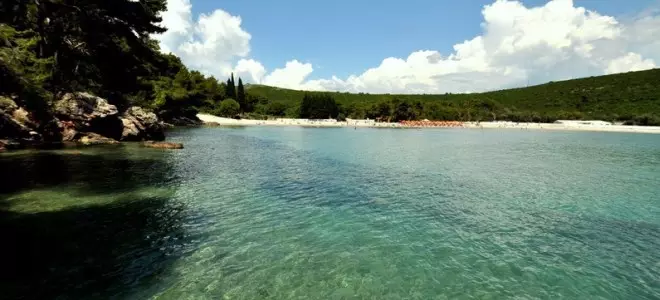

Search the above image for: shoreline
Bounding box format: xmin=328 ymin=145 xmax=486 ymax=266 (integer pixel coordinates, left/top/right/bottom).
xmin=197 ymin=114 xmax=660 ymax=134
xmin=462 ymin=121 xmax=660 ymax=134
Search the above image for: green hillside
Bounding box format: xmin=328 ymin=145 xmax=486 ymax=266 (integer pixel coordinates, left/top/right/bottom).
xmin=246 ymin=68 xmax=660 ymax=125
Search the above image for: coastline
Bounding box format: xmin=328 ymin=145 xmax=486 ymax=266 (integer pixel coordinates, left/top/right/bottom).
xmin=197 ymin=114 xmax=660 ymax=134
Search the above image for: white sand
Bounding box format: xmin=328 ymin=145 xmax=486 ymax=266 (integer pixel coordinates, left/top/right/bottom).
xmin=196 ymin=114 xmax=402 ymax=128
xmin=196 ymin=114 xmax=660 ymax=134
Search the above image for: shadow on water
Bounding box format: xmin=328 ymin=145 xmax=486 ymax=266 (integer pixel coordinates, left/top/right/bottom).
xmin=0 ymin=147 xmax=178 ymax=196
xmin=0 ymin=148 xmax=190 ymax=300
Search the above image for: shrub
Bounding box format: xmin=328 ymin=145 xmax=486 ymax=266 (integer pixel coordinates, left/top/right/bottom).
xmin=217 ymin=99 xmax=240 ymax=117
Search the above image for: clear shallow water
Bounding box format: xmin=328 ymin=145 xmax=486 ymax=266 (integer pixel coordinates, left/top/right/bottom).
xmin=1 ymin=128 xmax=659 ymax=299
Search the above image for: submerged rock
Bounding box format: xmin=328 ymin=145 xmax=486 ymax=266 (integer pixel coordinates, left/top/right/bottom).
xmin=78 ymin=133 xmax=120 ymax=146
xmin=120 ymin=106 xmax=165 ymax=141
xmin=141 ymin=141 xmax=183 ymax=149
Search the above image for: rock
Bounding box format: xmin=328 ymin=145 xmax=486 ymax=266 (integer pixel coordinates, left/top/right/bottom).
xmin=60 ymin=121 xmax=78 ymax=141
xmin=142 ymin=141 xmax=183 ymax=149
xmin=53 ymin=92 xmax=123 ymax=139
xmin=12 ymin=107 xmax=34 ymax=127
xmin=120 ymin=106 xmax=165 ymax=141
xmin=78 ymin=132 xmax=120 ymax=146
xmin=169 ymin=116 xmax=204 ymax=126
xmin=54 ymin=92 xmax=118 ymax=120
xmin=0 ymin=111 xmax=32 ymax=139
xmin=0 ymin=139 xmax=23 ymax=150
xmin=205 ymin=122 xmax=222 ymax=127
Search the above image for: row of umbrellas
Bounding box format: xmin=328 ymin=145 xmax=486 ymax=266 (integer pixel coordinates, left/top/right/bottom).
xmin=399 ymin=120 xmax=464 ymax=127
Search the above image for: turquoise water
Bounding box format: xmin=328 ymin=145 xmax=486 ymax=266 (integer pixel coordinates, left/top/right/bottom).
xmin=1 ymin=128 xmax=659 ymax=299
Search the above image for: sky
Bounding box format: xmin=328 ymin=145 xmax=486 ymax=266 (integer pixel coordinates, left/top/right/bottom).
xmin=153 ymin=0 xmax=660 ymax=94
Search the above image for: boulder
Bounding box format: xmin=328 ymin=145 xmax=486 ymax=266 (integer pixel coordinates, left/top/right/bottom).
xmin=61 ymin=124 xmax=78 ymax=141
xmin=78 ymin=132 xmax=120 ymax=146
xmin=53 ymin=92 xmax=123 ymax=139
xmin=120 ymin=106 xmax=165 ymax=141
xmin=0 ymin=111 xmax=32 ymax=139
xmin=142 ymin=141 xmax=183 ymax=149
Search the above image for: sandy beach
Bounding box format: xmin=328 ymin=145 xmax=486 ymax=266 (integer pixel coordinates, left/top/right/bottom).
xmin=197 ymin=114 xmax=403 ymax=128
xmin=462 ymin=121 xmax=660 ymax=134
xmin=197 ymin=114 xmax=660 ymax=134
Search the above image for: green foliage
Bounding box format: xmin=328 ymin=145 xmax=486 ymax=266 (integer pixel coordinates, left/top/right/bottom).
xmin=225 ymin=73 xmax=236 ymax=99
xmin=392 ymin=99 xmax=418 ymax=121
xmin=237 ymin=78 xmax=246 ymax=112
xmin=299 ymin=94 xmax=339 ymax=119
xmin=246 ymin=68 xmax=660 ymax=124
xmin=265 ymin=102 xmax=287 ymax=116
xmin=0 ymin=0 xmax=226 ymax=125
xmin=217 ymin=99 xmax=240 ymax=117
xmin=623 ymin=114 xmax=660 ymax=126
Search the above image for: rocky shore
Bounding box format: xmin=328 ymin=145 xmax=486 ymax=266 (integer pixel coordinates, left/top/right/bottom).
xmin=0 ymin=92 xmax=192 ymax=151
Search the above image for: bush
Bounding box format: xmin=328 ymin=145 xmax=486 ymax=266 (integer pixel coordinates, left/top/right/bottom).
xmin=0 ymin=96 xmax=17 ymax=112
xmin=217 ymin=99 xmax=240 ymax=117
xmin=266 ymin=102 xmax=287 ymax=116
xmin=624 ymin=114 xmax=660 ymax=126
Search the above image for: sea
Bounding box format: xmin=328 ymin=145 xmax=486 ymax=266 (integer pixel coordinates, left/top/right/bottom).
xmin=1 ymin=127 xmax=659 ymax=299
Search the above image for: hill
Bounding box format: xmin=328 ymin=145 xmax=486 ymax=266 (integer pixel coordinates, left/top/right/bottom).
xmin=246 ymin=68 xmax=660 ymax=125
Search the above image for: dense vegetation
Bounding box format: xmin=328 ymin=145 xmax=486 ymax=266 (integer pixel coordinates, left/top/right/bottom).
xmin=248 ymin=68 xmax=660 ymax=125
xmin=299 ymin=94 xmax=339 ymax=119
xmin=0 ymin=0 xmax=249 ymax=126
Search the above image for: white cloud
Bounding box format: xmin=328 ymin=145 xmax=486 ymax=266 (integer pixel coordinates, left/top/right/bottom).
xmin=156 ymin=0 xmax=659 ymax=94
xmin=262 ymin=60 xmax=315 ymax=89
xmin=234 ymin=59 xmax=266 ymax=83
xmin=153 ymin=0 xmax=251 ymax=78
xmin=606 ymin=52 xmax=656 ymax=74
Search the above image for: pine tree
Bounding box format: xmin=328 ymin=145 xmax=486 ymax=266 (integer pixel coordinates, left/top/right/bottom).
xmin=237 ymin=77 xmax=246 ymax=112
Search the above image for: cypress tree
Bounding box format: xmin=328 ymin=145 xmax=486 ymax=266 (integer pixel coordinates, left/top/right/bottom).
xmin=237 ymin=77 xmax=246 ymax=112
xmin=225 ymin=73 xmax=236 ymax=99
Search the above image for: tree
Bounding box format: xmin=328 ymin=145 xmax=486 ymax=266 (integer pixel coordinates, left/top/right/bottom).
xmin=237 ymin=77 xmax=246 ymax=112
xmin=217 ymin=99 xmax=240 ymax=117
xmin=266 ymin=102 xmax=287 ymax=116
xmin=367 ymin=102 xmax=392 ymax=121
xmin=0 ymin=0 xmax=170 ymax=107
xmin=299 ymin=94 xmax=338 ymax=119
xmin=225 ymin=73 xmax=236 ymax=99
xmin=392 ymin=100 xmax=417 ymax=121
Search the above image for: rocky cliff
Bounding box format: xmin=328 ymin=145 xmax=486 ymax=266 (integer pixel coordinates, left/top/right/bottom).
xmin=1 ymin=92 xmax=172 ymax=151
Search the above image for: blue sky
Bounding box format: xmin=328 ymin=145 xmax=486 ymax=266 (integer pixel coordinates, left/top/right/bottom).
xmin=155 ymin=0 xmax=660 ymax=93
xmin=189 ymin=0 xmax=657 ymax=80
